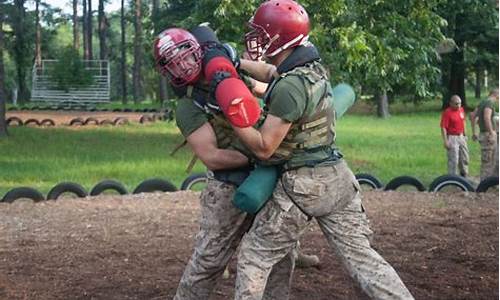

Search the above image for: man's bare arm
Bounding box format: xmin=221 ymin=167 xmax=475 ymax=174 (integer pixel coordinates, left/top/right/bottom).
xmin=187 ymin=122 xmax=249 ymax=170
xmin=233 ymin=114 xmax=292 ymax=160
xmin=441 ymin=127 xmax=450 ymax=149
xmin=470 ymin=108 xmax=478 ymax=141
xmin=240 ymin=59 xmax=277 ymax=83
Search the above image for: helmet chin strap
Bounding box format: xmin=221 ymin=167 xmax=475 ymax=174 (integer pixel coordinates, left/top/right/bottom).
xmin=266 ymin=34 xmax=308 ymax=58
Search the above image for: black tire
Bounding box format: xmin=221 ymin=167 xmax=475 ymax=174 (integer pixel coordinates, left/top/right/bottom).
xmin=139 ymin=115 xmax=154 ymax=124
xmin=113 ymin=117 xmax=129 ymax=126
xmin=90 ymin=180 xmax=128 ymax=196
xmin=133 ymin=178 xmax=178 ymax=194
xmin=40 ymin=118 xmax=56 ymax=127
xmin=355 ymin=173 xmax=384 ymax=190
xmin=47 ymin=182 xmax=88 ymax=200
xmin=84 ymin=117 xmax=99 ymax=125
xmin=123 ymin=108 xmax=132 ymax=112
xmin=88 ymin=108 xmax=97 ymax=112
xmin=24 ymin=118 xmax=41 ymax=126
xmin=428 ymin=175 xmax=475 ymax=192
xmin=1 ymin=187 xmax=45 ymax=203
xmin=180 ymin=173 xmax=208 ymax=190
xmin=112 ymin=108 xmax=123 ymax=112
xmin=69 ymin=117 xmax=85 ymax=126
xmin=99 ymin=119 xmax=114 ymax=126
xmin=6 ymin=117 xmax=23 ymax=126
xmin=476 ymin=176 xmax=499 ymax=193
xmin=384 ymin=175 xmax=426 ymax=192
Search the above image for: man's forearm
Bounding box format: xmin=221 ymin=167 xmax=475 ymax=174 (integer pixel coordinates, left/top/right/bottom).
xmin=441 ymin=128 xmax=448 ymax=143
xmin=240 ymin=59 xmax=276 ymax=83
xmin=233 ymin=127 xmax=270 ymax=160
xmin=205 ymin=148 xmax=249 ymax=171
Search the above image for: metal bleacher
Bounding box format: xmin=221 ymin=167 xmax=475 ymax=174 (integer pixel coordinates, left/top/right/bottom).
xmin=31 ymin=59 xmax=110 ymax=107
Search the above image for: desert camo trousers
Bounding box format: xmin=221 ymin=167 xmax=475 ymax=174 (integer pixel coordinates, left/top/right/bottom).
xmin=479 ymin=132 xmax=499 ymax=180
xmin=446 ymin=134 xmax=469 ymax=176
xmin=174 ymin=178 xmax=296 ymax=300
xmin=235 ymin=160 xmax=414 ymax=300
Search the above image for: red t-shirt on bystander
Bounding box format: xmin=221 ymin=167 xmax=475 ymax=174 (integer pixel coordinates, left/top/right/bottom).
xmin=440 ymin=107 xmax=466 ymax=135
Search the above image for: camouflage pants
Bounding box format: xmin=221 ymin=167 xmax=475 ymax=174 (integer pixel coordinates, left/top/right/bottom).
xmin=479 ymin=133 xmax=498 ymax=180
xmin=174 ymin=178 xmax=295 ymax=300
xmin=235 ymin=160 xmax=414 ymax=300
xmin=446 ymin=135 xmax=469 ymax=176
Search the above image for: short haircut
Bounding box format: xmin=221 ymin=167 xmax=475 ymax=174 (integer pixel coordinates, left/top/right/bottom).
xmin=450 ymin=95 xmax=461 ymax=103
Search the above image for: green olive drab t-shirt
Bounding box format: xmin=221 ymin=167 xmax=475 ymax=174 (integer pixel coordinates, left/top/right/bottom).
xmin=175 ymin=98 xmax=209 ymax=138
xmin=267 ymin=74 xmax=335 ymax=167
xmin=477 ymin=99 xmax=496 ymax=133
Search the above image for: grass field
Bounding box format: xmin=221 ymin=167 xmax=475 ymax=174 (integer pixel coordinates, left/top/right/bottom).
xmin=0 ymin=108 xmax=484 ymax=197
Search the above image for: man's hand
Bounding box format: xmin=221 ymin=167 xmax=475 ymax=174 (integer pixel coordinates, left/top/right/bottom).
xmin=443 ymin=140 xmax=450 ymax=150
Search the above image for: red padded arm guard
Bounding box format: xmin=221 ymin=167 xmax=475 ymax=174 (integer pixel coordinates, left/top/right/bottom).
xmin=215 ymin=78 xmax=261 ymax=128
xmin=204 ymin=56 xmax=261 ymax=128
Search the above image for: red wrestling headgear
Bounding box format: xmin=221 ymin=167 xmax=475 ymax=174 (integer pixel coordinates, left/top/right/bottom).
xmin=245 ymin=0 xmax=310 ymax=60
xmin=153 ymin=28 xmax=203 ymax=86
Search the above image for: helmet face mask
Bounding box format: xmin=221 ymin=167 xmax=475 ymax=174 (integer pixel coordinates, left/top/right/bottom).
xmin=154 ymin=29 xmax=202 ymax=87
xmin=244 ymin=22 xmax=269 ymax=61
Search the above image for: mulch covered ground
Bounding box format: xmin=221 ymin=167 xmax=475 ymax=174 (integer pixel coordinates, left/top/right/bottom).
xmin=0 ymin=190 xmax=497 ymax=300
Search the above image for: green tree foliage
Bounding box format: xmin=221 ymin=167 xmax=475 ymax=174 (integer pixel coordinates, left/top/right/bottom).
xmin=49 ymin=46 xmax=93 ymax=92
xmin=201 ymin=0 xmax=445 ymax=117
xmin=438 ymin=0 xmax=498 ymax=107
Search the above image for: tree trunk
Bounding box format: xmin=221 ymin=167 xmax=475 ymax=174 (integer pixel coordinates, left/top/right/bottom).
xmin=159 ymin=77 xmax=168 ymax=104
xmin=376 ymin=90 xmax=390 ymax=118
xmin=0 ymin=14 xmax=8 ymax=137
xmin=475 ymin=66 xmax=482 ymax=99
xmin=13 ymin=0 xmax=29 ymax=103
xmin=120 ymin=0 xmax=127 ymax=104
xmin=87 ymin=0 xmax=93 ymax=60
xmin=34 ymin=0 xmax=41 ymax=66
xmin=82 ymin=0 xmax=88 ymax=59
xmin=152 ymin=0 xmax=168 ymax=104
xmin=98 ymin=0 xmax=108 ymax=60
xmin=447 ymin=14 xmax=466 ymax=109
xmin=132 ymin=0 xmax=142 ymax=103
xmin=73 ymin=0 xmax=79 ymax=50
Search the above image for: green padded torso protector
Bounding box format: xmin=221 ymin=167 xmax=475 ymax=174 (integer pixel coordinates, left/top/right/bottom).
xmin=232 ymin=165 xmax=279 ymax=214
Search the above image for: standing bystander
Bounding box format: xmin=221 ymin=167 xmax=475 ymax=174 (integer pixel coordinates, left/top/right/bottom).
xmin=471 ymin=88 xmax=499 ymax=180
xmin=440 ymin=95 xmax=469 ymax=177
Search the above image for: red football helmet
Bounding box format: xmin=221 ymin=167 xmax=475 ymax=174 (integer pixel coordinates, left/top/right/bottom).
xmin=245 ymin=0 xmax=310 ymax=60
xmin=153 ymin=28 xmax=203 ymax=86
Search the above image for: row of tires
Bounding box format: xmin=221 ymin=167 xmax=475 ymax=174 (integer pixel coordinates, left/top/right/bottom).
xmin=8 ymin=106 xmax=162 ymax=113
xmin=1 ymin=178 xmax=179 ymax=203
xmin=6 ymin=115 xmax=165 ymax=127
xmin=180 ymin=173 xmax=499 ymax=193
xmin=2 ymin=174 xmax=497 ymax=204
xmin=355 ymin=173 xmax=498 ymax=193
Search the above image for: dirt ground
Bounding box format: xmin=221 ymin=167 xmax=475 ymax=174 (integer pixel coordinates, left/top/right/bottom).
xmin=0 ymin=190 xmax=497 ymax=300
